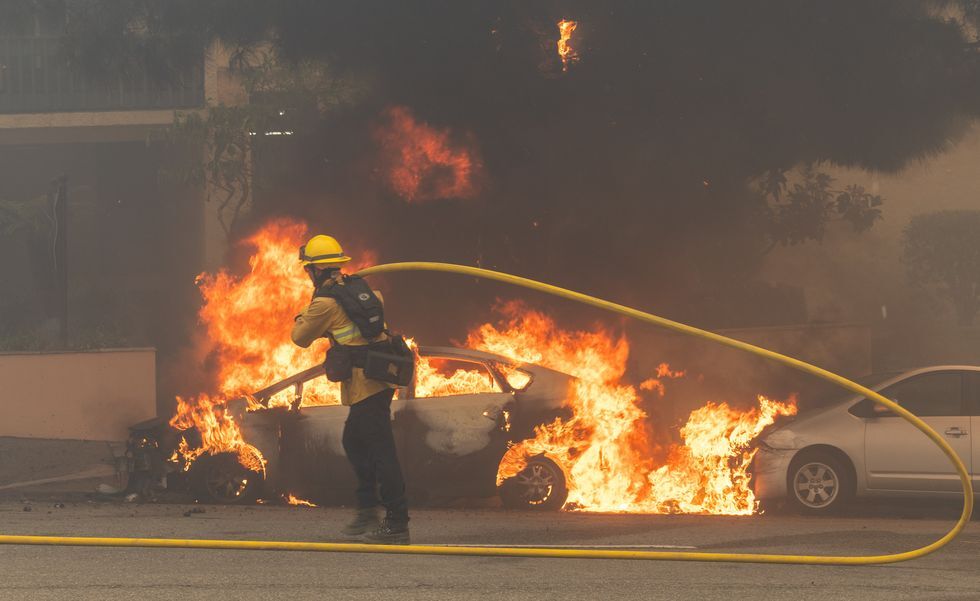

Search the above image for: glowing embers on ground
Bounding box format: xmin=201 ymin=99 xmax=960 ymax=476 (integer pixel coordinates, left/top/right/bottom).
xmin=374 ymin=106 xmax=482 ymax=203
xmin=473 ymin=303 xmax=797 ymax=515
xmin=283 ymin=493 xmax=317 ymax=507
xmin=557 ymin=19 xmax=579 ymax=72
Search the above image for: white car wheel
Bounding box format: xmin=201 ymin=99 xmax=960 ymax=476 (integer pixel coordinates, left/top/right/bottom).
xmin=787 ymin=452 xmax=852 ymax=514
xmin=793 ymin=462 xmax=840 ymax=509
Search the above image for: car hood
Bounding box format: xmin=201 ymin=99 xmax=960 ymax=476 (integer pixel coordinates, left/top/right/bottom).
xmin=761 ymin=397 xmax=859 ymax=449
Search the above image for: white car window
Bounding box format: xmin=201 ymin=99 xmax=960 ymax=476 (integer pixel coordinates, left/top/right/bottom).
xmin=966 ymin=372 xmax=980 ymax=416
xmin=879 ymin=371 xmax=964 ymax=417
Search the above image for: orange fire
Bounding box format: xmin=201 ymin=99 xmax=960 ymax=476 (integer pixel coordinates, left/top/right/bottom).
xmin=640 ymin=363 xmax=687 ymax=396
xmin=374 ymin=106 xmax=482 ymax=202
xmin=283 ymin=493 xmax=317 ymax=507
xmin=471 ymin=303 xmax=797 ymax=514
xmin=414 ymin=356 xmax=501 ymax=398
xmin=557 ymin=19 xmax=579 ymax=71
xmin=170 ymin=219 xmax=505 ymax=470
xmin=169 ymin=394 xmax=266 ymax=474
xmin=196 ymin=218 xmax=377 ymax=408
xmin=170 ymin=219 xmax=374 ymax=470
xmin=171 ymin=219 xmax=796 ymax=515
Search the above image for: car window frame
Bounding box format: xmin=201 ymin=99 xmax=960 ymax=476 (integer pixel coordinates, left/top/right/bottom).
xmin=966 ymin=371 xmax=980 ymax=416
xmin=851 ymin=370 xmax=968 ymax=418
xmin=408 ymin=355 xmax=506 ymax=400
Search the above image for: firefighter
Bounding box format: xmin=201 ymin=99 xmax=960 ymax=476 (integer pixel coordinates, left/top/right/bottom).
xmin=291 ymin=234 xmax=410 ymax=544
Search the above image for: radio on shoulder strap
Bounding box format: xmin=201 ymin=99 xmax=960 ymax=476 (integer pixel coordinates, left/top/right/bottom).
xmin=315 ymin=275 xmax=386 ymax=340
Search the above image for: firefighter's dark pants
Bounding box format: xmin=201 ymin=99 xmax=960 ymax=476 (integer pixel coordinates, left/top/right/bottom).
xmin=342 ymin=388 xmax=409 ymax=524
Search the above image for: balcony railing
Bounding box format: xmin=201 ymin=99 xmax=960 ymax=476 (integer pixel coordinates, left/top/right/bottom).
xmin=0 ymin=35 xmax=204 ymax=114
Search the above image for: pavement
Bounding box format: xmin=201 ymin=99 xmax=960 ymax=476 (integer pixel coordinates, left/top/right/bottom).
xmin=0 ymin=499 xmax=977 ymax=601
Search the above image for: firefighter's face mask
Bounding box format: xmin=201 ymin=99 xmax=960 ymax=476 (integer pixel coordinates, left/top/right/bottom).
xmin=305 ymin=265 xmax=338 ymax=289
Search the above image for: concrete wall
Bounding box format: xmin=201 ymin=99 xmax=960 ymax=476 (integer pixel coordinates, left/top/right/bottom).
xmin=0 ymin=348 xmax=156 ymax=441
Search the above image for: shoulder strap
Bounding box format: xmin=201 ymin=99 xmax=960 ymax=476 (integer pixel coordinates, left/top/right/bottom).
xmin=314 ymin=275 xmax=386 ymax=340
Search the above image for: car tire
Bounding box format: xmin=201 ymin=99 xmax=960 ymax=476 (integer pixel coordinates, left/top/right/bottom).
xmin=188 ymin=452 xmax=263 ymax=504
xmin=498 ymin=455 xmax=569 ymax=511
xmin=787 ymin=451 xmax=853 ymax=515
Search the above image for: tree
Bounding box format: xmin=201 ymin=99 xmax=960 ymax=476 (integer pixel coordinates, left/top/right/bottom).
xmin=903 ymin=211 xmax=980 ymax=326
xmin=757 ymin=165 xmax=883 ymax=253
xmin=162 ymin=53 xmax=368 ymax=235
xmin=8 ymin=0 xmax=980 ymax=326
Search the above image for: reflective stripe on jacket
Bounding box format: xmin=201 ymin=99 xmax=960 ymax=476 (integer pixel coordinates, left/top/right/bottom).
xmin=291 ymin=288 xmax=393 ymax=405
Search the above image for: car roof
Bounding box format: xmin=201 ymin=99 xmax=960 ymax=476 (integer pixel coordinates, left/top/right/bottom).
xmin=417 ymin=345 xmax=572 ymax=382
xmin=418 ymin=344 xmax=521 ymax=366
xmin=893 ymin=365 xmax=980 ymax=375
xmin=814 ymin=365 xmax=980 ymax=410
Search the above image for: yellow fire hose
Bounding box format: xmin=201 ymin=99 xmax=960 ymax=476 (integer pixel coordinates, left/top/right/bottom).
xmin=0 ymin=262 xmax=972 ymax=565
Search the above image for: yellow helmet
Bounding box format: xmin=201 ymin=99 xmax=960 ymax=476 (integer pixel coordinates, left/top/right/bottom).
xmin=299 ymin=235 xmax=351 ymax=266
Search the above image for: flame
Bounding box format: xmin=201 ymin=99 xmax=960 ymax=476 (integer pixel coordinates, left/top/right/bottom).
xmin=171 ymin=219 xmax=796 ymax=516
xmin=284 ymin=493 xmax=317 ymax=507
xmin=170 ymin=219 xmax=375 ymax=468
xmin=472 ymin=303 xmax=797 ymax=514
xmin=374 ymin=106 xmax=481 ymax=202
xmin=557 ymin=19 xmax=579 ymax=72
xmin=639 ymin=363 xmax=686 ymax=397
xmin=414 ymin=356 xmax=501 ymax=398
xmin=170 ymin=219 xmax=501 ymax=470
xmin=196 ymin=218 xmax=375 ymax=408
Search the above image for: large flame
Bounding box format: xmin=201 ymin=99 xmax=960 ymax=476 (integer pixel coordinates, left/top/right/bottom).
xmin=170 ymin=219 xmax=796 ymax=515
xmin=169 ymin=219 xmax=369 ymax=472
xmin=170 ymin=219 xmax=503 ymax=467
xmin=195 ymin=218 xmax=375 ymax=408
xmin=471 ymin=303 xmax=797 ymax=514
xmin=374 ymin=106 xmax=482 ymax=202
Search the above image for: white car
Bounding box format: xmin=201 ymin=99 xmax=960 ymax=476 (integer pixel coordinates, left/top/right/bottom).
xmin=753 ymin=365 xmax=978 ymax=513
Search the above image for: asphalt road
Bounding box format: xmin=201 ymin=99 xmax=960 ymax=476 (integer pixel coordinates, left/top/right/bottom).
xmin=0 ymin=500 xmax=977 ymax=601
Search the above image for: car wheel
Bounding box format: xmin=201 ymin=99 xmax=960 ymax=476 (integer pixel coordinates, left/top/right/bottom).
xmin=787 ymin=452 xmax=852 ymax=515
xmin=499 ymin=456 xmax=569 ymax=511
xmin=188 ymin=452 xmax=263 ymax=504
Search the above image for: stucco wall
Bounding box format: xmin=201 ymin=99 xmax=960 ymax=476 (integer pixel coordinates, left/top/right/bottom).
xmin=0 ymin=348 xmax=156 ymax=441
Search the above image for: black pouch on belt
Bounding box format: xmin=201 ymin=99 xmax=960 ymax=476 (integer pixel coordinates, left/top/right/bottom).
xmin=362 ymin=335 xmax=415 ymax=387
xmin=323 ymin=344 xmax=354 ymax=382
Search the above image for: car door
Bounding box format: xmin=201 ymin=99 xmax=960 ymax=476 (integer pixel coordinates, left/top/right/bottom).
xmin=279 ymin=375 xmax=410 ymax=503
xmin=969 ymin=372 xmax=980 ymax=494
xmin=403 ymin=355 xmax=513 ymax=497
xmin=864 ymin=370 xmax=972 ymax=492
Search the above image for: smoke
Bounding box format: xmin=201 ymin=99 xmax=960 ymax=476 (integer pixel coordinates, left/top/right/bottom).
xmin=13 ymin=0 xmax=980 ymax=398
xmin=201 ymin=0 xmax=980 ymax=341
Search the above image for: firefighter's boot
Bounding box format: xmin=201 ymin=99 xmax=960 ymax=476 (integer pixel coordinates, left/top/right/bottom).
xmin=341 ymin=508 xmax=379 ymax=537
xmin=363 ymin=517 xmax=410 ymax=545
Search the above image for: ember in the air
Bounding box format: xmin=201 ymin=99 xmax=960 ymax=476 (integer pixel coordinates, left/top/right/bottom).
xmin=557 ymin=19 xmax=579 ymax=72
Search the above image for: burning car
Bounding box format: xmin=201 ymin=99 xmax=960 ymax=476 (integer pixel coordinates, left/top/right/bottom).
xmin=159 ymin=345 xmax=574 ymax=510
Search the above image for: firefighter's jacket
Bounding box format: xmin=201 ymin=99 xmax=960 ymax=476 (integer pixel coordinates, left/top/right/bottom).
xmin=291 ymin=283 xmax=393 ymax=406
